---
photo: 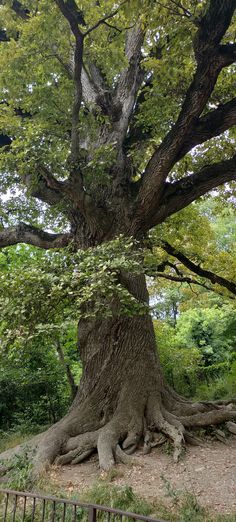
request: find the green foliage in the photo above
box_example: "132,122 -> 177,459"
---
1,449 -> 34,491
0,0 -> 235,465
195,361 -> 236,402
154,320 -> 201,396
154,300 -> 236,399
148,198 -> 236,400
174,305 -> 236,366
82,483 -> 152,516
0,244 -> 79,430
0,431 -> 31,454
0,237 -> 145,332
149,199 -> 236,304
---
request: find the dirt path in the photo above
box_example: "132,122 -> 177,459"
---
50,437 -> 236,515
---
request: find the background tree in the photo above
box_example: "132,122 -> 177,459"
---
0,0 -> 236,476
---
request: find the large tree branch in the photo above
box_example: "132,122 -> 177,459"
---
152,155 -> 236,227
194,1 -> 236,58
23,169 -> 102,225
176,98 -> 236,161
159,241 -> 236,296
114,24 -> 144,144
81,63 -> 122,121
126,96 -> 236,155
53,2 -> 110,233
54,0 -> 84,164
134,0 -> 236,225
81,23 -> 145,187
54,0 -> 85,34
53,6 -> 144,185
53,0 -> 90,217
1,1 -> 90,217
81,66 -> 99,105
82,23 -> 144,143
0,223 -> 71,249
22,170 -> 65,207
70,35 -> 84,165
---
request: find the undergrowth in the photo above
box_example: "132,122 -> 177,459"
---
1,474 -> 235,522
81,482 -> 236,522
0,430 -> 31,454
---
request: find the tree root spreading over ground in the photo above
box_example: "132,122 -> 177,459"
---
0,393 -> 235,483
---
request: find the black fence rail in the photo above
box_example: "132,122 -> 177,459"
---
0,488 -> 167,522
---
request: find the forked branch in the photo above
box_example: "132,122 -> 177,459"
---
22,170 -> 65,206
84,0 -> 128,36
126,97 -> 236,155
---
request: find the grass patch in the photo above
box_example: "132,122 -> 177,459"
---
40,481 -> 236,522
82,482 -> 153,515
0,479 -> 236,522
0,431 -> 31,454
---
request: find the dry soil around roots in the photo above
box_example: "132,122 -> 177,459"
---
49,437 -> 236,516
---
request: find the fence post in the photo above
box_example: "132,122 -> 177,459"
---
89,505 -> 97,522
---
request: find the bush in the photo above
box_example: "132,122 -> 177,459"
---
195,361 -> 236,401
154,321 -> 201,397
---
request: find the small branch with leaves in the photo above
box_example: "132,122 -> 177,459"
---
158,240 -> 236,296
84,0 -> 129,36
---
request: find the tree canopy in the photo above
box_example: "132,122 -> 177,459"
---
0,0 -> 235,249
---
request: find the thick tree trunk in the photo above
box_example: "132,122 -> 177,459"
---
32,272 -> 168,473
1,273 -> 236,480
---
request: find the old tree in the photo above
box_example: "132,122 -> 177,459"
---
0,0 -> 236,476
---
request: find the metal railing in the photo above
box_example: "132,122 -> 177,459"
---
0,488 -> 167,522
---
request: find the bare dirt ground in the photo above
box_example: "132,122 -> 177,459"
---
50,437 -> 236,515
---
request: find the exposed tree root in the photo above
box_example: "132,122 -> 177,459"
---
184,432 -> 204,446
0,392 -> 236,481
226,421 -> 236,435
178,409 -> 236,428
115,445 -> 134,465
